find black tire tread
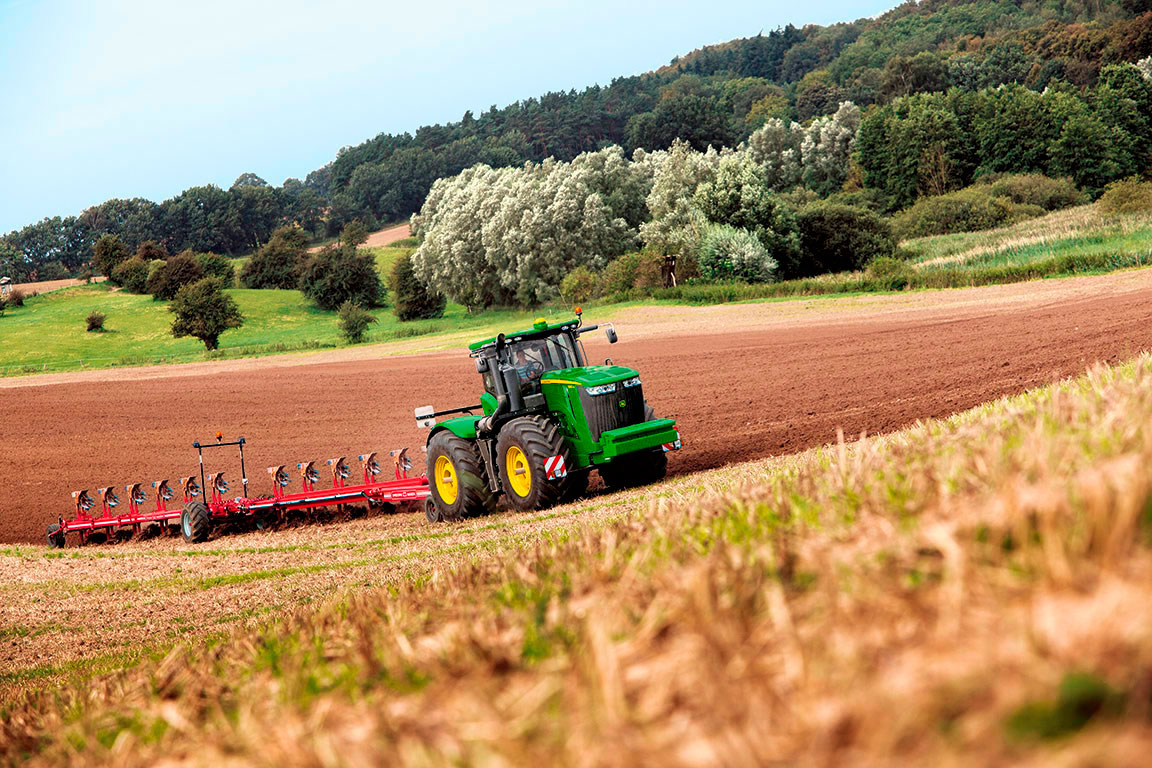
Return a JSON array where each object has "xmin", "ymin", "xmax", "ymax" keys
[
  {"xmin": 497, "ymin": 415, "xmax": 580, "ymax": 511},
  {"xmin": 427, "ymin": 431, "xmax": 496, "ymax": 521},
  {"xmin": 182, "ymin": 500, "xmax": 210, "ymax": 543}
]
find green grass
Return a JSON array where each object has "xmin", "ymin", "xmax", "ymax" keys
[
  {"xmin": 0, "ymin": 270, "xmax": 576, "ymax": 375},
  {"xmin": 5, "ymin": 210, "xmax": 1152, "ymax": 375}
]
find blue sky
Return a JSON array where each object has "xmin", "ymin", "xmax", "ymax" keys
[{"xmin": 0, "ymin": 0, "xmax": 895, "ymax": 233}]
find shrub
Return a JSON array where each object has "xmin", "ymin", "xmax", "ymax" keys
[
  {"xmin": 338, "ymin": 301, "xmax": 378, "ymax": 343},
  {"xmin": 599, "ymin": 251, "xmax": 667, "ymax": 297},
  {"xmin": 985, "ymin": 174, "xmax": 1085, "ymax": 211},
  {"xmin": 86, "ymin": 311, "xmax": 106, "ymax": 332},
  {"xmin": 194, "ymin": 252, "xmax": 235, "ymax": 286},
  {"xmin": 796, "ymin": 203, "xmax": 896, "ymax": 276},
  {"xmin": 169, "ymin": 277, "xmax": 244, "ymax": 350},
  {"xmin": 340, "ymin": 220, "xmax": 370, "ymax": 248},
  {"xmin": 5, "ymin": 288, "xmax": 24, "ymax": 307},
  {"xmin": 93, "ymin": 234, "xmax": 130, "ymax": 277},
  {"xmin": 111, "ymin": 257, "xmax": 150, "ymax": 293},
  {"xmin": 147, "ymin": 253, "xmax": 205, "ymax": 300},
  {"xmin": 866, "ymin": 256, "xmax": 916, "ymax": 290},
  {"xmin": 300, "ymin": 244, "xmax": 383, "ymax": 311},
  {"xmin": 240, "ymin": 226, "xmax": 309, "ymax": 289},
  {"xmin": 696, "ymin": 224, "xmax": 778, "ymax": 283},
  {"xmin": 391, "ymin": 236, "xmax": 419, "ymax": 248},
  {"xmin": 1097, "ymin": 177, "xmax": 1152, "ymax": 214},
  {"xmin": 391, "ymin": 252, "xmax": 446, "ymax": 321},
  {"xmin": 561, "ymin": 266, "xmax": 601, "ymax": 304},
  {"xmin": 892, "ymin": 184, "xmax": 1052, "ymax": 240}
]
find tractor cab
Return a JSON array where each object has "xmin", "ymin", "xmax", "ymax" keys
[{"xmin": 471, "ymin": 313, "xmax": 611, "ymax": 409}]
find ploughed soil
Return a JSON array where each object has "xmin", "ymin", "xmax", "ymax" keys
[{"xmin": 3, "ymin": 270, "xmax": 1152, "ymax": 545}]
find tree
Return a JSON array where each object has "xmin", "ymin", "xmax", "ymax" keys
[
  {"xmin": 696, "ymin": 224, "xmax": 778, "ymax": 282},
  {"xmin": 298, "ymin": 244, "xmax": 383, "ymax": 310},
  {"xmin": 147, "ymin": 252, "xmax": 205, "ymax": 300},
  {"xmin": 693, "ymin": 153, "xmax": 802, "ymax": 273},
  {"xmin": 1048, "ymin": 114, "xmax": 1126, "ymax": 197},
  {"xmin": 136, "ymin": 240, "xmax": 168, "ymax": 261},
  {"xmin": 337, "ymin": 300, "xmax": 378, "ymax": 343},
  {"xmin": 93, "ymin": 234, "xmax": 130, "ymax": 277},
  {"xmin": 169, "ymin": 277, "xmax": 243, "ymax": 350},
  {"xmin": 240, "ymin": 225, "xmax": 309, "ymax": 289},
  {"xmin": 794, "ymin": 203, "xmax": 895, "ymax": 277},
  {"xmin": 391, "ymin": 252, "xmax": 446, "ymax": 321},
  {"xmin": 340, "ymin": 220, "xmax": 370, "ymax": 248},
  {"xmin": 195, "ymin": 252, "xmax": 236, "ymax": 286},
  {"xmin": 111, "ymin": 257, "xmax": 150, "ymax": 293},
  {"xmin": 801, "ymin": 102, "xmax": 860, "ymax": 197}
]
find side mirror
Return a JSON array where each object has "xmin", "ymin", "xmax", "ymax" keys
[
  {"xmin": 605, "ymin": 327, "xmax": 618, "ymax": 344},
  {"xmin": 475, "ymin": 357, "xmax": 489, "ymax": 373},
  {"xmin": 414, "ymin": 405, "xmax": 436, "ymax": 429}
]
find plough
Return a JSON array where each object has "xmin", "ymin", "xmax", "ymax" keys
[{"xmin": 46, "ymin": 434, "xmax": 429, "ymax": 547}]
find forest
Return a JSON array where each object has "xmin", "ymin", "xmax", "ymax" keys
[{"xmin": 4, "ymin": 0, "xmax": 1152, "ymax": 283}]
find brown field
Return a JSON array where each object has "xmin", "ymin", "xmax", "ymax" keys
[
  {"xmin": 3, "ymin": 268, "xmax": 1151, "ymax": 547},
  {"xmin": 8, "ymin": 276, "xmax": 106, "ymax": 294},
  {"xmin": 307, "ymin": 222, "xmax": 411, "ymax": 252}
]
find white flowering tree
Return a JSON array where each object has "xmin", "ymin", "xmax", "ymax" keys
[
  {"xmin": 747, "ymin": 118, "xmax": 804, "ymax": 191},
  {"xmin": 637, "ymin": 140, "xmax": 720, "ymax": 256},
  {"xmin": 412, "ymin": 147, "xmax": 646, "ymax": 307},
  {"xmin": 800, "ymin": 101, "xmax": 861, "ymax": 196}
]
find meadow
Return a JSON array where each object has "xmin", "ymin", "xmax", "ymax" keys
[
  {"xmin": 5, "ymin": 207, "xmax": 1152, "ymax": 376},
  {"xmin": 3, "ymin": 351, "xmax": 1150, "ymax": 764}
]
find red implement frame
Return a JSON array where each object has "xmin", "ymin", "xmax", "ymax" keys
[{"xmin": 50, "ymin": 437, "xmax": 428, "ymax": 547}]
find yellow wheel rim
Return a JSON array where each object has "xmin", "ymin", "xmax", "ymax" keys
[
  {"xmin": 505, "ymin": 446, "xmax": 532, "ymax": 497},
  {"xmin": 434, "ymin": 455, "xmax": 458, "ymax": 505}
]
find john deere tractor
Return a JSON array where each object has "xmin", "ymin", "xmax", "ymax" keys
[{"xmin": 415, "ymin": 311, "xmax": 680, "ymax": 521}]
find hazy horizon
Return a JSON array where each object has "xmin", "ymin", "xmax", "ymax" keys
[{"xmin": 0, "ymin": 0, "xmax": 895, "ymax": 234}]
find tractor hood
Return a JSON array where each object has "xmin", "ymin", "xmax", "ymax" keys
[{"xmin": 539, "ymin": 365, "xmax": 639, "ymax": 387}]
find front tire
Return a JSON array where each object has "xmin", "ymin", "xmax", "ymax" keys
[
  {"xmin": 180, "ymin": 501, "xmax": 210, "ymax": 543},
  {"xmin": 427, "ymin": 431, "xmax": 496, "ymax": 522},
  {"xmin": 496, "ymin": 416, "xmax": 578, "ymax": 512}
]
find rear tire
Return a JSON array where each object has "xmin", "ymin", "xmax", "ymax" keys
[
  {"xmin": 427, "ymin": 431, "xmax": 496, "ymax": 522},
  {"xmin": 45, "ymin": 523, "xmax": 65, "ymax": 549},
  {"xmin": 496, "ymin": 416, "xmax": 578, "ymax": 512},
  {"xmin": 180, "ymin": 501, "xmax": 210, "ymax": 543}
]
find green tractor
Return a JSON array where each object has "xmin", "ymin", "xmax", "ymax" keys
[{"xmin": 414, "ymin": 310, "xmax": 681, "ymax": 521}]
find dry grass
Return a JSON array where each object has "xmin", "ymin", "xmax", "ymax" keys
[
  {"xmin": 910, "ymin": 205, "xmax": 1152, "ymax": 269},
  {"xmin": 5, "ymin": 355, "xmax": 1152, "ymax": 765}
]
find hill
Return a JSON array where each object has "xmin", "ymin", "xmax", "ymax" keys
[{"xmin": 4, "ymin": 1, "xmax": 1152, "ymax": 283}]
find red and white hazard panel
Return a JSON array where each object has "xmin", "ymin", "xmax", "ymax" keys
[
  {"xmin": 544, "ymin": 455, "xmax": 568, "ymax": 480},
  {"xmin": 662, "ymin": 429, "xmax": 682, "ymax": 452}
]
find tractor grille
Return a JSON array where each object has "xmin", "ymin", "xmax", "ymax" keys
[{"xmin": 580, "ymin": 381, "xmax": 646, "ymax": 442}]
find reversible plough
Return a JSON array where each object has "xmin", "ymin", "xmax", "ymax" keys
[{"xmin": 46, "ymin": 434, "xmax": 429, "ymax": 547}]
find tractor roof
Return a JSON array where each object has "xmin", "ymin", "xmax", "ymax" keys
[{"xmin": 468, "ymin": 317, "xmax": 580, "ymax": 352}]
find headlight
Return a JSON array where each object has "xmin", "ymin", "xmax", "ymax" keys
[
  {"xmin": 622, "ymin": 376, "xmax": 641, "ymax": 388},
  {"xmin": 585, "ymin": 384, "xmax": 616, "ymax": 396}
]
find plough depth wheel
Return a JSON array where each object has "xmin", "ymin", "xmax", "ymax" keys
[{"xmin": 180, "ymin": 501, "xmax": 210, "ymax": 543}]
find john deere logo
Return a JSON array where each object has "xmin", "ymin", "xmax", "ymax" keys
[{"xmin": 618, "ymin": 399, "xmax": 626, "ymax": 408}]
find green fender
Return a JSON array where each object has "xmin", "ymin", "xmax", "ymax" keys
[{"xmin": 427, "ymin": 415, "xmax": 480, "ymax": 443}]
